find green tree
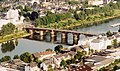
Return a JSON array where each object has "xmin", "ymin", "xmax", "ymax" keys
[
  {"xmin": 35, "ymin": 19, "xmax": 40, "ymax": 27},
  {"xmin": 74, "ymin": 51, "xmax": 85, "ymax": 61},
  {"xmin": 60, "ymin": 60, "xmax": 67, "ymax": 68},
  {"xmin": 106, "ymin": 31, "xmax": 113, "ymax": 37},
  {"xmin": 23, "ymin": 5, "xmax": 32, "ymax": 12},
  {"xmin": 66, "ymin": 59, "xmax": 71, "ymax": 65},
  {"xmin": 48, "ymin": 65, "xmax": 54, "ymax": 71},
  {"xmin": 107, "ymin": 45, "xmax": 112, "ymax": 49},
  {"xmin": 54, "ymin": 45, "xmax": 63, "ymax": 53},
  {"xmin": 34, "ymin": 57, "xmax": 40, "ymax": 63},
  {"xmin": 24, "ymin": 17, "xmax": 30, "ymax": 22},
  {"xmin": 46, "ymin": 48, "xmax": 53, "ymax": 52},
  {"xmin": 68, "ymin": 1, "xmax": 80, "ymax": 5},
  {"xmin": 112, "ymin": 39, "xmax": 118, "ymax": 47},
  {"xmin": 13, "ymin": 55, "xmax": 20, "ymax": 59},
  {"xmin": 20, "ymin": 52, "xmax": 34, "ymax": 63},
  {"xmin": 16, "ymin": 5, "xmax": 23, "ymax": 11},
  {"xmin": 68, "ymin": 20, "xmax": 73, "ymax": 24},
  {"xmin": 0, "ymin": 56, "xmax": 11, "ymax": 62},
  {"xmin": 1, "ymin": 40, "xmax": 16, "ymax": 53},
  {"xmin": 71, "ymin": 58, "xmax": 76, "ymax": 63},
  {"xmin": 1, "ymin": 23, "xmax": 16, "ymax": 35},
  {"xmin": 113, "ymin": 65, "xmax": 120, "ymax": 70}
]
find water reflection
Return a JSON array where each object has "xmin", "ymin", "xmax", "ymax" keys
[{"xmin": 1, "ymin": 40, "xmax": 18, "ymax": 53}]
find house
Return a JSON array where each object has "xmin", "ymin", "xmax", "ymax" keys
[
  {"xmin": 32, "ymin": 51, "xmax": 56, "ymax": 60},
  {"xmin": 88, "ymin": 0, "xmax": 103, "ymax": 6},
  {"xmin": 92, "ymin": 58, "xmax": 115, "ymax": 70},
  {"xmin": 25, "ymin": 62, "xmax": 40, "ymax": 71},
  {"xmin": 109, "ymin": 49, "xmax": 120, "ymax": 59},
  {"xmin": 0, "ymin": 59, "xmax": 40, "ymax": 71},
  {"xmin": 114, "ymin": 33, "xmax": 120, "ymax": 43},
  {"xmin": 40, "ymin": 58, "xmax": 55, "ymax": 71},
  {"xmin": 103, "ymin": 0, "xmax": 115, "ymax": 4},
  {"xmin": 53, "ymin": 52, "xmax": 75, "ymax": 68},
  {"xmin": 67, "ymin": 64, "xmax": 92, "ymax": 71},
  {"xmin": 85, "ymin": 55, "xmax": 116, "ymax": 70},
  {"xmin": 28, "ymin": 0, "xmax": 40, "ymax": 5},
  {"xmin": 0, "ymin": 59, "xmax": 26, "ymax": 71}
]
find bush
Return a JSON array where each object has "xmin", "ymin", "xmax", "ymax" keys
[
  {"xmin": 106, "ymin": 31, "xmax": 113, "ymax": 37},
  {"xmin": 0, "ymin": 56, "xmax": 11, "ymax": 62},
  {"xmin": 13, "ymin": 55, "xmax": 20, "ymax": 59},
  {"xmin": 107, "ymin": 45, "xmax": 112, "ymax": 49}
]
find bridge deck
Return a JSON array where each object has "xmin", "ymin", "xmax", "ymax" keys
[{"xmin": 25, "ymin": 27, "xmax": 98, "ymax": 36}]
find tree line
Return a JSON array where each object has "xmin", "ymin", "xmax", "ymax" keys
[{"xmin": 35, "ymin": 12, "xmax": 72, "ymax": 27}]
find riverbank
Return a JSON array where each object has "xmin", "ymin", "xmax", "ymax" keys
[
  {"xmin": 63, "ymin": 15, "xmax": 120, "ymax": 29},
  {"xmin": 45, "ymin": 9, "xmax": 120, "ymax": 30},
  {"xmin": 0, "ymin": 31, "xmax": 31, "ymax": 43},
  {"xmin": 62, "ymin": 11, "xmax": 120, "ymax": 29}
]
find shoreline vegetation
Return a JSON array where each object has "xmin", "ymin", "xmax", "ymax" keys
[
  {"xmin": 62, "ymin": 13, "xmax": 120, "ymax": 29},
  {"xmin": 33, "ymin": 2, "xmax": 120, "ymax": 30},
  {"xmin": 44, "ymin": 9, "xmax": 120, "ymax": 29},
  {"xmin": 0, "ymin": 31, "xmax": 31, "ymax": 43}
]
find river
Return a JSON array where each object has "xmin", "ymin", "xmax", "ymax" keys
[{"xmin": 0, "ymin": 18, "xmax": 119, "ymax": 59}]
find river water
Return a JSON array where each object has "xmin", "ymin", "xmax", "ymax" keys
[{"xmin": 0, "ymin": 18, "xmax": 119, "ymax": 59}]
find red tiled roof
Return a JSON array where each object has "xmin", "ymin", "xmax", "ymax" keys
[{"xmin": 33, "ymin": 51, "xmax": 55, "ymax": 58}]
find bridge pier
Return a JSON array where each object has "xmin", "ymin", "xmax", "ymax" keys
[
  {"xmin": 24, "ymin": 27, "xmax": 97, "ymax": 45},
  {"xmin": 29, "ymin": 30, "xmax": 34, "ymax": 39},
  {"xmin": 50, "ymin": 30, "xmax": 56, "ymax": 43},
  {"xmin": 73, "ymin": 33, "xmax": 80, "ymax": 45},
  {"xmin": 119, "ymin": 25, "xmax": 120, "ymax": 32},
  {"xmin": 39, "ymin": 30, "xmax": 44, "ymax": 41},
  {"xmin": 61, "ymin": 32, "xmax": 68, "ymax": 44}
]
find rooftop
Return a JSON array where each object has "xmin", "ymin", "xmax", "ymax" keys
[
  {"xmin": 67, "ymin": 64, "xmax": 92, "ymax": 71},
  {"xmin": 33, "ymin": 51, "xmax": 55, "ymax": 58}
]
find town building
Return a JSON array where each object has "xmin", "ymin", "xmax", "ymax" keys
[
  {"xmin": 78, "ymin": 35, "xmax": 112, "ymax": 51},
  {"xmin": 85, "ymin": 55, "xmax": 115, "ymax": 70},
  {"xmin": 25, "ymin": 62, "xmax": 40, "ymax": 71},
  {"xmin": 0, "ymin": 59, "xmax": 40, "ymax": 71},
  {"xmin": 67, "ymin": 64, "xmax": 92, "ymax": 71},
  {"xmin": 32, "ymin": 51, "xmax": 56, "ymax": 60},
  {"xmin": 88, "ymin": 0, "xmax": 103, "ymax": 6},
  {"xmin": 28, "ymin": 0, "xmax": 40, "ymax": 5},
  {"xmin": 0, "ymin": 9, "xmax": 24, "ymax": 30},
  {"xmin": 103, "ymin": 0, "xmax": 114, "ymax": 4},
  {"xmin": 0, "ymin": 59, "xmax": 26, "ymax": 71},
  {"xmin": 40, "ymin": 58, "xmax": 55, "ymax": 71}
]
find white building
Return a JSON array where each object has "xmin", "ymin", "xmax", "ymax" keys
[
  {"xmin": 78, "ymin": 35, "xmax": 112, "ymax": 51},
  {"xmin": 28, "ymin": 0, "xmax": 40, "ymax": 4},
  {"xmin": 0, "ymin": 66, "xmax": 7, "ymax": 71},
  {"xmin": 0, "ymin": 9, "xmax": 24, "ymax": 30},
  {"xmin": 6, "ymin": 9, "xmax": 19, "ymax": 21},
  {"xmin": 88, "ymin": 0, "xmax": 103, "ymax": 6},
  {"xmin": 89, "ymin": 36, "xmax": 111, "ymax": 51}
]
